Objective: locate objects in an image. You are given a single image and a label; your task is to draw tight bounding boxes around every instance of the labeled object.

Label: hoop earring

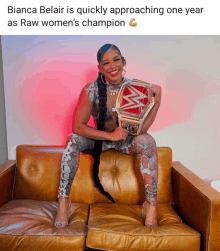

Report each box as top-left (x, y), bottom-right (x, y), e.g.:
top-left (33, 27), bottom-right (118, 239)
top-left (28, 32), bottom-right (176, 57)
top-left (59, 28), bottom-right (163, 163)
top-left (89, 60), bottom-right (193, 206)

top-left (123, 69), bottom-right (127, 75)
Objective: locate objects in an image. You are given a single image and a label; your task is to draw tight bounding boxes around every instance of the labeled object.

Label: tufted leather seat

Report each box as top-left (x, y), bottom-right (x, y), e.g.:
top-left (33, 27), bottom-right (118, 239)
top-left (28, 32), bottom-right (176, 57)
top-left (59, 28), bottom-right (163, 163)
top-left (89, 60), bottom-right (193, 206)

top-left (0, 145), bottom-right (219, 251)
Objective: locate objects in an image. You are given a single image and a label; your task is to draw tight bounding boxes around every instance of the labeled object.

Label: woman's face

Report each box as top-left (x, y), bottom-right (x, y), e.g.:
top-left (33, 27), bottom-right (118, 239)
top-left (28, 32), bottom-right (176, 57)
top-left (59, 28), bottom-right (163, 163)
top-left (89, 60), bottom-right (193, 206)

top-left (98, 49), bottom-right (124, 84)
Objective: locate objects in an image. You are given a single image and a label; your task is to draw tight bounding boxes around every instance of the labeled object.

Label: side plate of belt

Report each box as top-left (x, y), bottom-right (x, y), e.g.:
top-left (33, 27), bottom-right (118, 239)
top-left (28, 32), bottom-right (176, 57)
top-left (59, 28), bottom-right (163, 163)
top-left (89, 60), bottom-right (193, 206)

top-left (115, 79), bottom-right (155, 135)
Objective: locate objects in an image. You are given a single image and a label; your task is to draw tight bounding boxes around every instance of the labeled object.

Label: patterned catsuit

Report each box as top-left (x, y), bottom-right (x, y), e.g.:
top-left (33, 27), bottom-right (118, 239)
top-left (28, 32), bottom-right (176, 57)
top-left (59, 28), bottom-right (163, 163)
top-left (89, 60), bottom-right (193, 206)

top-left (58, 79), bottom-right (158, 203)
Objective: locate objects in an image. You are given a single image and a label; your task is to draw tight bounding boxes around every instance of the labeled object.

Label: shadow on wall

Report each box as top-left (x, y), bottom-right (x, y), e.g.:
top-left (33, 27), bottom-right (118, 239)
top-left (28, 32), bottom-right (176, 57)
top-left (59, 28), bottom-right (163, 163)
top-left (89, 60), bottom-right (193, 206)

top-left (0, 37), bottom-right (8, 164)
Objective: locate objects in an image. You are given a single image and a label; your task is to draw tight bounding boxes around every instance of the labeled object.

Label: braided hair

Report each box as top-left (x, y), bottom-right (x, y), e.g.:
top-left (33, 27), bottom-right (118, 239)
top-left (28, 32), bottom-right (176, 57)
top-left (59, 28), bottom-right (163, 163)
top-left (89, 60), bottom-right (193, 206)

top-left (93, 44), bottom-right (126, 203)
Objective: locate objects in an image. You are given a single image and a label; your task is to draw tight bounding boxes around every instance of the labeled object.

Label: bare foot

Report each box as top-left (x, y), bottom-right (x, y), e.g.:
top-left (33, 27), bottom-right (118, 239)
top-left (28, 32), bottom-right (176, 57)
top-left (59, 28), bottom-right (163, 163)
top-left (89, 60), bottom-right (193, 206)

top-left (54, 197), bottom-right (71, 228)
top-left (142, 201), bottom-right (158, 227)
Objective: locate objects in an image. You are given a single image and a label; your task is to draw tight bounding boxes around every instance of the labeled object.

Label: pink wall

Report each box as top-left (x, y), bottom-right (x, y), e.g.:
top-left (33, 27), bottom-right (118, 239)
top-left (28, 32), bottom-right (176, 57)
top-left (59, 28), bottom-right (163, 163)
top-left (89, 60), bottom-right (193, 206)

top-left (2, 35), bottom-right (220, 181)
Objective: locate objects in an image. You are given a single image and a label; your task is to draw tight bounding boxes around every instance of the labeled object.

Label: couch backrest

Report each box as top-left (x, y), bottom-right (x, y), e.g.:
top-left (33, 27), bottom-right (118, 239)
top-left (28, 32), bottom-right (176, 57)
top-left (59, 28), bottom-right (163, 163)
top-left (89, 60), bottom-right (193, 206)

top-left (14, 145), bottom-right (173, 205)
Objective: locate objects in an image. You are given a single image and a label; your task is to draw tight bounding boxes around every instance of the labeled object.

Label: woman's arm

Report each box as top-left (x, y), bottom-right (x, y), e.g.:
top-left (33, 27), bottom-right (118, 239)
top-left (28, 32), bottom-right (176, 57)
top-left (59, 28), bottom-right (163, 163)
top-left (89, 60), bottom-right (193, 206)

top-left (72, 88), bottom-right (128, 141)
top-left (140, 84), bottom-right (162, 134)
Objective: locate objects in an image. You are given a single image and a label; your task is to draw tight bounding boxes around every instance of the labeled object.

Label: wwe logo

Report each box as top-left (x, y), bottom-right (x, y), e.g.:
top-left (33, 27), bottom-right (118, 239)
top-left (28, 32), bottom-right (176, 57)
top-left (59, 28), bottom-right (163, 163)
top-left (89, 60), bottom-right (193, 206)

top-left (121, 85), bottom-right (148, 111)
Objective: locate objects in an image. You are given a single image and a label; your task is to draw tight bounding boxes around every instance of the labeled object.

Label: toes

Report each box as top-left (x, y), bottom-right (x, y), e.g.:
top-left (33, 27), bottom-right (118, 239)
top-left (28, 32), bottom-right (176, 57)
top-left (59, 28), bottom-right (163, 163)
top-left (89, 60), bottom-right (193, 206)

top-left (144, 221), bottom-right (158, 228)
top-left (54, 222), bottom-right (60, 228)
top-left (54, 221), bottom-right (67, 228)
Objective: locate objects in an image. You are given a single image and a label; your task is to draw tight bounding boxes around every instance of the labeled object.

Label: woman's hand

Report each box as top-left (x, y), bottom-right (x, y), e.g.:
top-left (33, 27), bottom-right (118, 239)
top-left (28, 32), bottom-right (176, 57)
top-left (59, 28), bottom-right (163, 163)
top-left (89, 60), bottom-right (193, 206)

top-left (151, 84), bottom-right (162, 104)
top-left (110, 127), bottom-right (128, 141)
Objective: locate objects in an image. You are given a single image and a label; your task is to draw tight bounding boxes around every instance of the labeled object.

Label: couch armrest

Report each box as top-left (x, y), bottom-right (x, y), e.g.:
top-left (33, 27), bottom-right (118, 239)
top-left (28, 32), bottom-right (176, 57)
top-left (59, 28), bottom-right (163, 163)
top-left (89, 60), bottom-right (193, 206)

top-left (172, 161), bottom-right (220, 251)
top-left (0, 160), bottom-right (16, 207)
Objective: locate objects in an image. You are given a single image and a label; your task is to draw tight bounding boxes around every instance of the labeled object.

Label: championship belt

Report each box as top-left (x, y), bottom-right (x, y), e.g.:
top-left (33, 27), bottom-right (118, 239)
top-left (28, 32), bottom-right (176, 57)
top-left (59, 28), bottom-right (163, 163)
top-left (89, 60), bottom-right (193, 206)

top-left (115, 79), bottom-right (155, 135)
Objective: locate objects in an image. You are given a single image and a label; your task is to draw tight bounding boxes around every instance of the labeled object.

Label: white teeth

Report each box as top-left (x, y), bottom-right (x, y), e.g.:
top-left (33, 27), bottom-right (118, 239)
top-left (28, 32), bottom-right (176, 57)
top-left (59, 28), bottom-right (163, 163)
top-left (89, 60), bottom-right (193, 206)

top-left (110, 70), bottom-right (118, 74)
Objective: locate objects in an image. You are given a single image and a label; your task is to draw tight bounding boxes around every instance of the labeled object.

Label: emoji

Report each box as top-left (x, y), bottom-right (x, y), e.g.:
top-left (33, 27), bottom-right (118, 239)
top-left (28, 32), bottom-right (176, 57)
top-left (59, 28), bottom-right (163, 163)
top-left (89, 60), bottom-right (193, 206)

top-left (129, 18), bottom-right (137, 27)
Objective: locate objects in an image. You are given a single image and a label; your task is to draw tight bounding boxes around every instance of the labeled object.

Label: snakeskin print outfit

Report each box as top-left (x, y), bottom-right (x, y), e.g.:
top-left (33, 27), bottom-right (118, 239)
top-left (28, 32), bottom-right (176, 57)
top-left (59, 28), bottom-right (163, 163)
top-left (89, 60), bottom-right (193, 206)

top-left (58, 79), bottom-right (158, 203)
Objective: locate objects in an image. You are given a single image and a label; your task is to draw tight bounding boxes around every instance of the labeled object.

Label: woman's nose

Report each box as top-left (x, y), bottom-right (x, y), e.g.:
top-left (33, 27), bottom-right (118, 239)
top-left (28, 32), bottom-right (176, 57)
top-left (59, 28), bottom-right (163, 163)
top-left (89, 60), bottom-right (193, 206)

top-left (109, 60), bottom-right (115, 68)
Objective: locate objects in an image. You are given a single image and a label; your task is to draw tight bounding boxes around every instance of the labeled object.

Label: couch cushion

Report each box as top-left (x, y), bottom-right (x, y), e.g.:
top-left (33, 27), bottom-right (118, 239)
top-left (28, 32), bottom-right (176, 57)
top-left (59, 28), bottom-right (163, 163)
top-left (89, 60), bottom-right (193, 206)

top-left (14, 145), bottom-right (173, 205)
top-left (86, 203), bottom-right (200, 251)
top-left (94, 147), bottom-right (173, 204)
top-left (0, 200), bottom-right (89, 251)
top-left (14, 146), bottom-right (64, 201)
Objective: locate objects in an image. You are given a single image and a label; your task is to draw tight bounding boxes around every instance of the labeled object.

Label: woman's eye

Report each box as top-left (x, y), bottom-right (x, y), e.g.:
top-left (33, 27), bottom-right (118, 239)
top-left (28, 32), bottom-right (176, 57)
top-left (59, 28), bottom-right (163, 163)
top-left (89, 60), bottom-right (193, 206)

top-left (102, 58), bottom-right (120, 65)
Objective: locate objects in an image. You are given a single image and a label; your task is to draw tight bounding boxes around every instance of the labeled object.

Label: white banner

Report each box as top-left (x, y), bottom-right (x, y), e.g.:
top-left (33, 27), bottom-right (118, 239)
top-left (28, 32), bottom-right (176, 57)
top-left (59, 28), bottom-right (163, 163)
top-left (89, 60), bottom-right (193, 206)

top-left (0, 0), bottom-right (219, 35)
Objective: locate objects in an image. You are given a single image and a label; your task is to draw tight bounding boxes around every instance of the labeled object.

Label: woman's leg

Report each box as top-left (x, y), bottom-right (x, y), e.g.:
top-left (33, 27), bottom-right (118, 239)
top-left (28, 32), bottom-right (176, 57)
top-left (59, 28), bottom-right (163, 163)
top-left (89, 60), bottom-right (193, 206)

top-left (103, 133), bottom-right (158, 227)
top-left (54, 133), bottom-right (95, 228)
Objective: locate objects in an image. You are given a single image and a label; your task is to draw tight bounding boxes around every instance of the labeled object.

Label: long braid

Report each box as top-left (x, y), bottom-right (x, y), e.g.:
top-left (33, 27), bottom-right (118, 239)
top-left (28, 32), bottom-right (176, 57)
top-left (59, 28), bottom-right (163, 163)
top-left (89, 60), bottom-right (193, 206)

top-left (92, 43), bottom-right (126, 203)
top-left (92, 72), bottom-right (115, 203)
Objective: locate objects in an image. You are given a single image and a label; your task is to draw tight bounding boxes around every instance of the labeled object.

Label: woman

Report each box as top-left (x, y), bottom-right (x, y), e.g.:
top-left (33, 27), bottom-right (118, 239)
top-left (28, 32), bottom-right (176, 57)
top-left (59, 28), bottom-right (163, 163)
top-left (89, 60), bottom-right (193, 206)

top-left (54, 44), bottom-right (162, 228)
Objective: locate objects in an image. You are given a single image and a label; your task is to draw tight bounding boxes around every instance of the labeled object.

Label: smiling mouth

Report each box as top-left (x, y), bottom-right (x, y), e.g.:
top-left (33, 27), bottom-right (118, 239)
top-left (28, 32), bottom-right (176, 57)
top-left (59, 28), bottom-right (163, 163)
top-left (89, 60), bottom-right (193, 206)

top-left (109, 70), bottom-right (119, 76)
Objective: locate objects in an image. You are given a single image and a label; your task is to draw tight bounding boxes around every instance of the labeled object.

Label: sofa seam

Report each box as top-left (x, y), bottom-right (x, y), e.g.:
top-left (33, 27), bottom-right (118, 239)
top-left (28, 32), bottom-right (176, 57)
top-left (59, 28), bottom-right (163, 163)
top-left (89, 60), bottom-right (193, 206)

top-left (0, 233), bottom-right (87, 237)
top-left (87, 228), bottom-right (201, 237)
top-left (11, 163), bottom-right (17, 200)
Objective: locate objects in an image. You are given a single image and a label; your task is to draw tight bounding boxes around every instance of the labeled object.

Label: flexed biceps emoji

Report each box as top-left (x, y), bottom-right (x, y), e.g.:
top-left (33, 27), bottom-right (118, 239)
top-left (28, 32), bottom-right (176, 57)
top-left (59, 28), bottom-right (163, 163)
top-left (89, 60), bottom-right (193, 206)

top-left (129, 18), bottom-right (137, 27)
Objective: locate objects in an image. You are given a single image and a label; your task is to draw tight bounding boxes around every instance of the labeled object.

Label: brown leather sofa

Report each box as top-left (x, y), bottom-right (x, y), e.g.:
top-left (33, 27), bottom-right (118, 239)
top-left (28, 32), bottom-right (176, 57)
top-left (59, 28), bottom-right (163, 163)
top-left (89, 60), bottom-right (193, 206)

top-left (0, 145), bottom-right (219, 251)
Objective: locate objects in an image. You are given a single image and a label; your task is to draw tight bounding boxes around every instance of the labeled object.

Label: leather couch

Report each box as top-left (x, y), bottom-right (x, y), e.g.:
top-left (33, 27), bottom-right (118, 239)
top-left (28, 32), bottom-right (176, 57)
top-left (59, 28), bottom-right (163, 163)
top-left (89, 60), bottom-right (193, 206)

top-left (0, 145), bottom-right (219, 251)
